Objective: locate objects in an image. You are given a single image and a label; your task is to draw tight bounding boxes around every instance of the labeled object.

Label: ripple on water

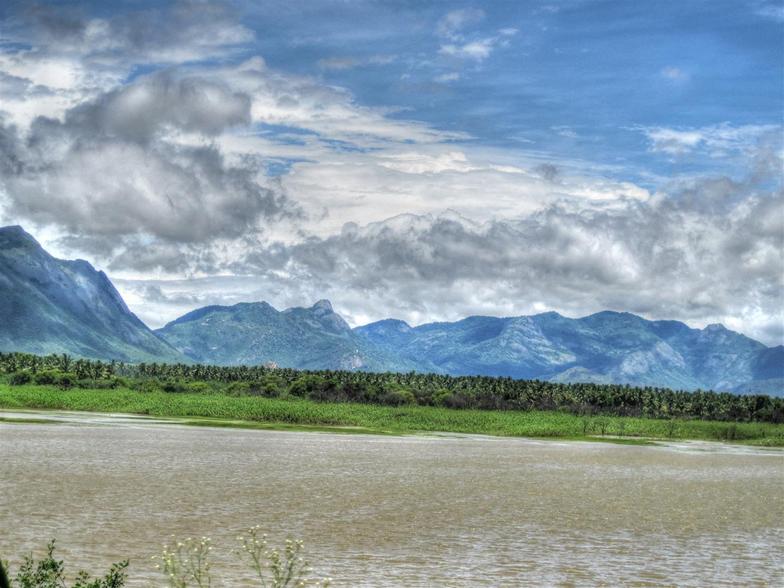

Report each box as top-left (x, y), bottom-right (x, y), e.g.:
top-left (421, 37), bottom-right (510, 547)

top-left (0, 411), bottom-right (782, 587)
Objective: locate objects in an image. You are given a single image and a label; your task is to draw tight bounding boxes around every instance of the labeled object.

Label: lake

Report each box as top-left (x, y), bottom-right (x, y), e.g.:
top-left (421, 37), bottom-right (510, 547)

top-left (1, 411), bottom-right (782, 586)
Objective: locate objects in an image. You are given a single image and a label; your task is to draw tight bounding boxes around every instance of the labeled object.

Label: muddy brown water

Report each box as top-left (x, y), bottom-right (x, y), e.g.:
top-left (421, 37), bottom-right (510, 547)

top-left (1, 411), bottom-right (782, 586)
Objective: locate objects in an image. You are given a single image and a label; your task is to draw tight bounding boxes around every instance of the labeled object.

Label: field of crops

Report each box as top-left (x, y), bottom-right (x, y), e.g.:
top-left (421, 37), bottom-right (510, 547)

top-left (2, 384), bottom-right (783, 445)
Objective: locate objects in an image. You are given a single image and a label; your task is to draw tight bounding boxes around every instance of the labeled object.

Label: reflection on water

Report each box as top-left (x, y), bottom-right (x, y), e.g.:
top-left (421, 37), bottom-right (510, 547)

top-left (1, 411), bottom-right (782, 587)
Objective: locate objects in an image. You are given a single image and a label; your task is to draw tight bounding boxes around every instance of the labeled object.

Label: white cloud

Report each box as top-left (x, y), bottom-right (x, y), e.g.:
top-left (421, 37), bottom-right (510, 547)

top-left (438, 30), bottom-right (518, 62)
top-left (215, 57), bottom-right (466, 146)
top-left (643, 123), bottom-right (781, 157)
top-left (434, 72), bottom-right (460, 83)
top-left (436, 8), bottom-right (485, 40)
top-left (114, 181), bottom-right (784, 347)
top-left (439, 39), bottom-right (497, 61)
top-left (435, 8), bottom-right (516, 63)
top-left (317, 55), bottom-right (396, 70)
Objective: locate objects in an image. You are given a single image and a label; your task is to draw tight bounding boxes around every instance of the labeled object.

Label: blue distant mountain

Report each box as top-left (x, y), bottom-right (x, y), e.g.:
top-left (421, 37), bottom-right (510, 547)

top-left (0, 226), bottom-right (185, 362)
top-left (355, 312), bottom-right (784, 395)
top-left (1, 225), bottom-right (781, 395)
top-left (155, 299), bottom-right (423, 372)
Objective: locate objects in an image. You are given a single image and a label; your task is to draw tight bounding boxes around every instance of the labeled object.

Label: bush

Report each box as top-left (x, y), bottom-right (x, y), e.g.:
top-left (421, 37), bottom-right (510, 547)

top-left (379, 386), bottom-right (416, 406)
top-left (226, 381), bottom-right (252, 397)
top-left (257, 375), bottom-right (285, 398)
top-left (13, 540), bottom-right (127, 588)
top-left (289, 375), bottom-right (334, 400)
top-left (131, 378), bottom-right (160, 393)
top-left (442, 392), bottom-right (470, 409)
top-left (432, 388), bottom-right (452, 407)
top-left (160, 380), bottom-right (187, 394)
top-left (33, 370), bottom-right (77, 389)
top-left (185, 381), bottom-right (211, 394)
top-left (75, 377), bottom-right (124, 390)
top-left (9, 371), bottom-right (31, 386)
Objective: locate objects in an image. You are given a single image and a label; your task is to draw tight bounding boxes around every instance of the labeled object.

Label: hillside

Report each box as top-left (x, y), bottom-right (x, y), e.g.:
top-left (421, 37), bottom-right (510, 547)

top-left (0, 226), bottom-right (185, 363)
top-left (355, 311), bottom-right (784, 394)
top-left (155, 299), bottom-right (424, 372)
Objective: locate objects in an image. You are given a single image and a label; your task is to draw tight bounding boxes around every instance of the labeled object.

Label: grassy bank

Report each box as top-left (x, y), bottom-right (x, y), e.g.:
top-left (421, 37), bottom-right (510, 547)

top-left (2, 384), bottom-right (783, 446)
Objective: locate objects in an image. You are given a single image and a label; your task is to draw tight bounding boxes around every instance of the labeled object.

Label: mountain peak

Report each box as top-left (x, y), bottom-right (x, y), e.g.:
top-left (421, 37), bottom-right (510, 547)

top-left (0, 225), bottom-right (42, 250)
top-left (312, 299), bottom-right (334, 312)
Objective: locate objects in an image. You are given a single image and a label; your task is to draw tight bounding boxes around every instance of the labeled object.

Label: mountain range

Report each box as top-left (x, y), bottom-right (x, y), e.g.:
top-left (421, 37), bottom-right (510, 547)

top-left (1, 225), bottom-right (781, 395)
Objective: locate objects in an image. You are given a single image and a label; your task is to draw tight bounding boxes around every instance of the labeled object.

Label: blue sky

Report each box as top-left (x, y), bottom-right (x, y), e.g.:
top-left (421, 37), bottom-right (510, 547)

top-left (236, 0), bottom-right (783, 180)
top-left (0, 0), bottom-right (782, 343)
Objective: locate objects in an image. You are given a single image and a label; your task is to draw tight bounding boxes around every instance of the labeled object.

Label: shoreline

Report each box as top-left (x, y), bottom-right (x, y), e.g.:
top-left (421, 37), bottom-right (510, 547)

top-left (2, 384), bottom-right (783, 447)
top-left (4, 408), bottom-right (784, 456)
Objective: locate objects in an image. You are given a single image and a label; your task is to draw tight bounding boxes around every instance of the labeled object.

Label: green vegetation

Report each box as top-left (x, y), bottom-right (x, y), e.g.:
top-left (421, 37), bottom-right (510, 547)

top-left (2, 532), bottom-right (329, 588)
top-left (2, 384), bottom-right (783, 445)
top-left (154, 528), bottom-right (329, 588)
top-left (1, 351), bottom-right (782, 444)
top-left (1, 352), bottom-right (782, 421)
top-left (7, 541), bottom-right (127, 588)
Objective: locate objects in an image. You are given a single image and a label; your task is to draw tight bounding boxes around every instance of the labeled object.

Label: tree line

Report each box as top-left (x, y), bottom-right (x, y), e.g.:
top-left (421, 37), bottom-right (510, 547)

top-left (0, 351), bottom-right (781, 423)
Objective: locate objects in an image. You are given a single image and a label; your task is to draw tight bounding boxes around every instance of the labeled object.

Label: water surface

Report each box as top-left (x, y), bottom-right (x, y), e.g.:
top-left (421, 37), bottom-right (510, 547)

top-left (1, 411), bottom-right (782, 586)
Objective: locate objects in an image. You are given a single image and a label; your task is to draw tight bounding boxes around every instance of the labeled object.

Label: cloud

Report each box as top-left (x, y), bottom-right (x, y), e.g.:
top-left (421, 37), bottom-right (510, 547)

top-left (0, 1), bottom-right (256, 128)
top-left (103, 132), bottom-right (784, 345)
top-left (67, 71), bottom-right (252, 142)
top-left (228, 171), bottom-right (783, 345)
top-left (434, 72), bottom-right (460, 83)
top-left (317, 55), bottom-right (396, 71)
top-left (439, 39), bottom-right (497, 61)
top-left (435, 8), bottom-right (516, 63)
top-left (642, 123), bottom-right (781, 157)
top-left (14, 0), bottom-right (254, 64)
top-left (214, 57), bottom-right (467, 146)
top-left (436, 8), bottom-right (486, 40)
top-left (438, 30), bottom-right (518, 62)
top-left (0, 52), bottom-right (471, 251)
top-left (117, 166), bottom-right (782, 343)
top-left (0, 70), bottom-right (293, 248)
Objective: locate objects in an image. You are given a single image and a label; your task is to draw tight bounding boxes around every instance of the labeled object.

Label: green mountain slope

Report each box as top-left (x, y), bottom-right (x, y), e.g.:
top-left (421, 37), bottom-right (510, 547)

top-left (0, 226), bottom-right (185, 363)
top-left (156, 299), bottom-right (424, 371)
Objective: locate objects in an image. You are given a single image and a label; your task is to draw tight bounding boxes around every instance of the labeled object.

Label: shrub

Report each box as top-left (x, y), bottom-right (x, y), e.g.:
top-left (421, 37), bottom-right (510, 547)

top-left (226, 382), bottom-right (252, 397)
top-left (432, 388), bottom-right (452, 407)
top-left (13, 540), bottom-right (127, 588)
top-left (257, 375), bottom-right (285, 398)
top-left (289, 376), bottom-right (335, 400)
top-left (9, 371), bottom-right (31, 386)
top-left (442, 392), bottom-right (470, 409)
top-left (1, 560), bottom-right (9, 588)
top-left (161, 380), bottom-right (187, 394)
top-left (131, 379), bottom-right (164, 394)
top-left (379, 386), bottom-right (416, 406)
top-left (185, 382), bottom-right (211, 395)
top-left (33, 370), bottom-right (77, 389)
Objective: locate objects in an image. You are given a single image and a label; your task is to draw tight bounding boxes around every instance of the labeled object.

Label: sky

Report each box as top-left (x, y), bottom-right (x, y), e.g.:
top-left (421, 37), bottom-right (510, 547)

top-left (0, 0), bottom-right (782, 344)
